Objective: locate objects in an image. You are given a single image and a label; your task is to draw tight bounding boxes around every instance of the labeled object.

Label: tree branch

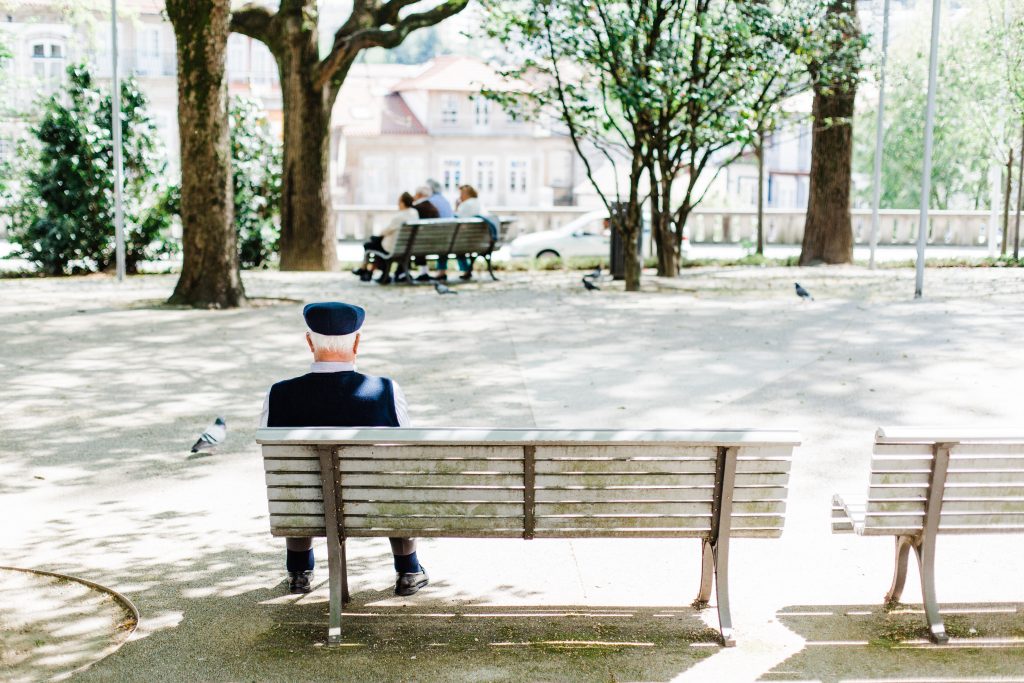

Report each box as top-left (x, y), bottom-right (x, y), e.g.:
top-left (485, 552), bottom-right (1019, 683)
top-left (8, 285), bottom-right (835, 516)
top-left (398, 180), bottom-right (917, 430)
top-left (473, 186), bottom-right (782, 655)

top-left (230, 4), bottom-right (275, 43)
top-left (316, 0), bottom-right (469, 90)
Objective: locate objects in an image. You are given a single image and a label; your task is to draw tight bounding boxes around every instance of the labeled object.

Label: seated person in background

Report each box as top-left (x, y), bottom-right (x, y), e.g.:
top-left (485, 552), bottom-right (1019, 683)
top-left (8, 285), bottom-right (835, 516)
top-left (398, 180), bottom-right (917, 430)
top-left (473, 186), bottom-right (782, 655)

top-left (352, 192), bottom-right (417, 284)
top-left (453, 184), bottom-right (496, 281)
top-left (409, 186), bottom-right (440, 282)
top-left (261, 302), bottom-right (428, 597)
top-left (426, 178), bottom-right (454, 218)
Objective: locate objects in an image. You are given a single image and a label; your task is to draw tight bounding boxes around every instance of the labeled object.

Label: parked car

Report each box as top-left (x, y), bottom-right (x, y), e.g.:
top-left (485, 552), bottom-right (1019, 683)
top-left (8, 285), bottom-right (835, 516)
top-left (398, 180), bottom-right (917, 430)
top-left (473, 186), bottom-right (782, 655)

top-left (509, 210), bottom-right (689, 260)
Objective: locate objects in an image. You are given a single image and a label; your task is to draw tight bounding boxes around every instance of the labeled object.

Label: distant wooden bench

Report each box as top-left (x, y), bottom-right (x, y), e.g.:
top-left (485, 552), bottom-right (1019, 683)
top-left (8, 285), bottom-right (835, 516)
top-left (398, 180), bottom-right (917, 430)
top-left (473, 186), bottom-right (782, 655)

top-left (377, 217), bottom-right (513, 282)
top-left (256, 427), bottom-right (801, 647)
top-left (832, 428), bottom-right (1024, 643)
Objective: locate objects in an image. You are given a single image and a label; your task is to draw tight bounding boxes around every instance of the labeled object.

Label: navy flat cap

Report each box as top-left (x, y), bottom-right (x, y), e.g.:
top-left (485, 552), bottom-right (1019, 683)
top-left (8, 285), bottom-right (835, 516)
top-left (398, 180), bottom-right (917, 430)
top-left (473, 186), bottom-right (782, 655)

top-left (303, 302), bottom-right (365, 335)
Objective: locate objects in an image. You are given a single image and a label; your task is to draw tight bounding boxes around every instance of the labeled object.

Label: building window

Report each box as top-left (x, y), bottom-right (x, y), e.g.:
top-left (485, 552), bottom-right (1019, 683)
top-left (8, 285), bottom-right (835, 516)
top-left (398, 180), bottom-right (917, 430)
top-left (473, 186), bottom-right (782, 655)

top-left (474, 98), bottom-right (490, 127)
top-left (474, 158), bottom-right (496, 194)
top-left (32, 41), bottom-right (65, 82)
top-left (440, 94), bottom-right (459, 125)
top-left (136, 26), bottom-right (163, 76)
top-left (508, 159), bottom-right (528, 194)
top-left (440, 157), bottom-right (463, 195)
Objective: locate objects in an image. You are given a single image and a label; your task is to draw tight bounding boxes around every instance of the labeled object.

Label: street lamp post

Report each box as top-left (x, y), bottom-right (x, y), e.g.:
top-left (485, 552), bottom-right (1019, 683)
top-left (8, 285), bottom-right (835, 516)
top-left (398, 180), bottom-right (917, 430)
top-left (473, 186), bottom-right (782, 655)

top-left (914, 0), bottom-right (942, 299)
top-left (111, 0), bottom-right (126, 282)
top-left (868, 0), bottom-right (890, 270)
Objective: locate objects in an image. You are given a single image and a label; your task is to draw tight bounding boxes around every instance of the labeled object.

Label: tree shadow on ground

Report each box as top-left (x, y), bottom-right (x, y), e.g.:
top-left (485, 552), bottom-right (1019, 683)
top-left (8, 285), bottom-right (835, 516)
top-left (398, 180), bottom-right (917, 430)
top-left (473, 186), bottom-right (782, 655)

top-left (761, 603), bottom-right (1024, 682)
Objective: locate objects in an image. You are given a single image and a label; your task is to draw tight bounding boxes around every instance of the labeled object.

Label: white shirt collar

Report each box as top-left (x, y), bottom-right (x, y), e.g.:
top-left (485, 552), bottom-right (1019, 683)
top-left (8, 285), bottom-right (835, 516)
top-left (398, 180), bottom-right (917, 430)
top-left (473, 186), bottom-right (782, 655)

top-left (310, 361), bottom-right (356, 373)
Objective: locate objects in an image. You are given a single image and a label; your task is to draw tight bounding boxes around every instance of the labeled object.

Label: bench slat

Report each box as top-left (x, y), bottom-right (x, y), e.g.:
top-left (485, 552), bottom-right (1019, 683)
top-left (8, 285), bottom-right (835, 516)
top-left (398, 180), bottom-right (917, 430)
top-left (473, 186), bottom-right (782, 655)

top-left (270, 514), bottom-right (329, 528)
top-left (343, 487), bottom-right (523, 503)
top-left (535, 459), bottom-right (716, 475)
top-left (271, 527), bottom-right (325, 537)
top-left (269, 501), bottom-right (325, 515)
top-left (265, 458), bottom-right (319, 472)
top-left (337, 445), bottom-right (524, 460)
top-left (343, 502), bottom-right (522, 517)
top-left (532, 529), bottom-right (784, 539)
top-left (343, 516), bottom-right (525, 531)
top-left (267, 486), bottom-right (323, 502)
top-left (536, 445), bottom-right (717, 459)
top-left (339, 459), bottom-right (524, 474)
top-left (535, 516), bottom-right (712, 530)
top-left (262, 445), bottom-right (320, 459)
top-left (340, 473), bottom-right (524, 488)
top-left (534, 501), bottom-right (785, 516)
top-left (266, 473), bottom-right (322, 487)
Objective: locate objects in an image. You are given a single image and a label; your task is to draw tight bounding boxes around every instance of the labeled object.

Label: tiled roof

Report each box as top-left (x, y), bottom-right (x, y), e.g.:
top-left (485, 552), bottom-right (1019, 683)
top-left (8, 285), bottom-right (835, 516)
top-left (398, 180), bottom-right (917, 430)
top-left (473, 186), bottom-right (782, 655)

top-left (342, 92), bottom-right (426, 137)
top-left (392, 55), bottom-right (522, 93)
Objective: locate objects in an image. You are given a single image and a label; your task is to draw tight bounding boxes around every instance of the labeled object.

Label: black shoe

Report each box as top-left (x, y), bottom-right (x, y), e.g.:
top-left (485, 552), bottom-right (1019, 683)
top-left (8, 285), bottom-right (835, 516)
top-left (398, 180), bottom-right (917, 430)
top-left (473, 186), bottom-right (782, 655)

top-left (435, 273), bottom-right (448, 282)
top-left (360, 270), bottom-right (372, 282)
top-left (395, 568), bottom-right (428, 596)
top-left (459, 272), bottom-right (473, 281)
top-left (288, 570), bottom-right (313, 594)
top-left (377, 274), bottom-right (392, 285)
top-left (415, 273), bottom-right (432, 282)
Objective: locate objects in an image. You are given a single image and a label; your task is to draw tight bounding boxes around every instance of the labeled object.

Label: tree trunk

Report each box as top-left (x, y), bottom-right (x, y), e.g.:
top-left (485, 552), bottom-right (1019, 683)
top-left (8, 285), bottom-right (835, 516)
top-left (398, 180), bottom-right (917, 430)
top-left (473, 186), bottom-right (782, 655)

top-left (166, 0), bottom-right (245, 308)
top-left (1002, 149), bottom-right (1013, 256)
top-left (276, 17), bottom-right (336, 271)
top-left (800, 84), bottom-right (856, 265)
top-left (756, 131), bottom-right (765, 256)
top-left (649, 159), bottom-right (676, 276)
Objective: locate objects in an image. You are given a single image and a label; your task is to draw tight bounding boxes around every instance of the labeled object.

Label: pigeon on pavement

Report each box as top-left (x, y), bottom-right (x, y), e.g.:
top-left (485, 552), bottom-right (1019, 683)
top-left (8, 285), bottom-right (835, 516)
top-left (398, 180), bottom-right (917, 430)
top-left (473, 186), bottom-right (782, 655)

top-left (794, 283), bottom-right (814, 301)
top-left (586, 265), bottom-right (602, 281)
top-left (582, 278), bottom-right (600, 291)
top-left (434, 282), bottom-right (458, 295)
top-left (191, 417), bottom-right (226, 453)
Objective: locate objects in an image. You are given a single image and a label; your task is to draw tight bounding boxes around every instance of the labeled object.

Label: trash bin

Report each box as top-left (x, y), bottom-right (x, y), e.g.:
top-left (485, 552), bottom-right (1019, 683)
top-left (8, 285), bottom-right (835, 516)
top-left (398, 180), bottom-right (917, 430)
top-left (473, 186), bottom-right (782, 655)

top-left (609, 203), bottom-right (644, 281)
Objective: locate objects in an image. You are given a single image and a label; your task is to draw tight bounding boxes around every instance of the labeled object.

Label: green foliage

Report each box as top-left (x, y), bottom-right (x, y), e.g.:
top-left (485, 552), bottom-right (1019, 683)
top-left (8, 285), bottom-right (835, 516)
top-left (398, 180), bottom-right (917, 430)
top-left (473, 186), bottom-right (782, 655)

top-left (229, 97), bottom-right (281, 268)
top-left (6, 64), bottom-right (176, 275)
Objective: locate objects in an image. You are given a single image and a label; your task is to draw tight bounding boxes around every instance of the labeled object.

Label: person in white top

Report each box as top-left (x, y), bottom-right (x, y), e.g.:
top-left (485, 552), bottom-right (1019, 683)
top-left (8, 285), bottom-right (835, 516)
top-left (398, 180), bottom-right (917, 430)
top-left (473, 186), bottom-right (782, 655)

top-left (352, 192), bottom-right (418, 283)
top-left (454, 184), bottom-right (487, 281)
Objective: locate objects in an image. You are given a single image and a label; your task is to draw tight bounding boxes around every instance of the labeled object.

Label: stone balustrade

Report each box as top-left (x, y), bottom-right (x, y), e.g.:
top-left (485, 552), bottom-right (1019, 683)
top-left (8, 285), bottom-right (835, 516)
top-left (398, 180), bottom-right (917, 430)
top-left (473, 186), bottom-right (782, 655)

top-left (332, 204), bottom-right (1000, 247)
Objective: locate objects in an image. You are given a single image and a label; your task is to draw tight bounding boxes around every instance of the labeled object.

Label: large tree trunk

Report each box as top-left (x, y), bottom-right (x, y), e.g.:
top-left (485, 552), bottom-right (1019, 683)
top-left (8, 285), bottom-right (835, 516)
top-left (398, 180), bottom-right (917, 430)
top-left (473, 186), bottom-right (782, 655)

top-left (276, 15), bottom-right (336, 271)
top-left (166, 0), bottom-right (245, 308)
top-left (653, 162), bottom-right (678, 276)
top-left (800, 0), bottom-right (859, 266)
top-left (800, 84), bottom-right (856, 265)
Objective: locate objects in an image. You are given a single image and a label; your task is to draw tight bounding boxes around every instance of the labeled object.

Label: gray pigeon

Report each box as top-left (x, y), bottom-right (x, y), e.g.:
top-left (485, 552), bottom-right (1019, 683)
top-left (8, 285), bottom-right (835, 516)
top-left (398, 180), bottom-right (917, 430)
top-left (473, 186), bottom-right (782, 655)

top-left (191, 417), bottom-right (226, 453)
top-left (586, 265), bottom-right (602, 280)
top-left (582, 277), bottom-right (600, 291)
top-left (434, 282), bottom-right (458, 295)
top-left (794, 283), bottom-right (813, 301)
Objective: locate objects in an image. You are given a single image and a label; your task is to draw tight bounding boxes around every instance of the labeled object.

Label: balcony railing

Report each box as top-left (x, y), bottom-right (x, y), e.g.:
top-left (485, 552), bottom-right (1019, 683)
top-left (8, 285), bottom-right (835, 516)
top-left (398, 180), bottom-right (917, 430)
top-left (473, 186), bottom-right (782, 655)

top-left (332, 204), bottom-right (1000, 247)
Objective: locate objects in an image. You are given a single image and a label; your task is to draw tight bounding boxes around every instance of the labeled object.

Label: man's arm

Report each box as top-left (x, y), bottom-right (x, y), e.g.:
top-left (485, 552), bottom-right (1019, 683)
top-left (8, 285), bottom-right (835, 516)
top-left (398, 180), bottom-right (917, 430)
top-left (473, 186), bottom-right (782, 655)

top-left (259, 391), bottom-right (270, 428)
top-left (392, 380), bottom-right (410, 426)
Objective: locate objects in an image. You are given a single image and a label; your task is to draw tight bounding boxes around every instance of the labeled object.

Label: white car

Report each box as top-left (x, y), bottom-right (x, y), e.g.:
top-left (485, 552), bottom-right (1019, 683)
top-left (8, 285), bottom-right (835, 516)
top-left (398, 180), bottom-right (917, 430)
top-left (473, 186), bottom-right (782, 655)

top-left (509, 209), bottom-right (689, 260)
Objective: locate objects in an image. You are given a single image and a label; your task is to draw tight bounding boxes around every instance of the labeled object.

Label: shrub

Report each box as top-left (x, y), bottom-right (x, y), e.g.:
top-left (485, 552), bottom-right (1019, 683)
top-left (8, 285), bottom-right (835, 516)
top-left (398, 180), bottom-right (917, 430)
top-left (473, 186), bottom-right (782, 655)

top-left (6, 64), bottom-right (176, 275)
top-left (230, 97), bottom-right (281, 268)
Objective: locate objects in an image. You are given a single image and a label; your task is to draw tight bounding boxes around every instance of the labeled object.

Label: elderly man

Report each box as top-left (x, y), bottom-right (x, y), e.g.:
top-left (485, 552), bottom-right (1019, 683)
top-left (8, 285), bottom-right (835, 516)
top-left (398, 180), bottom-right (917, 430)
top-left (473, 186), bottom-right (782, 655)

top-left (260, 302), bottom-right (428, 596)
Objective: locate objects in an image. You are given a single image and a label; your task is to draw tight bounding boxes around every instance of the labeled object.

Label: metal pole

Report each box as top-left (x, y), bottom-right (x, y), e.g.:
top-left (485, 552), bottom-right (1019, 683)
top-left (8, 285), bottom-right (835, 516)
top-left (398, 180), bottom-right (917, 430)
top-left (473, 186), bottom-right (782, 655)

top-left (1015, 121), bottom-right (1024, 261)
top-left (914, 0), bottom-right (941, 299)
top-left (868, 0), bottom-right (890, 270)
top-left (111, 0), bottom-right (126, 282)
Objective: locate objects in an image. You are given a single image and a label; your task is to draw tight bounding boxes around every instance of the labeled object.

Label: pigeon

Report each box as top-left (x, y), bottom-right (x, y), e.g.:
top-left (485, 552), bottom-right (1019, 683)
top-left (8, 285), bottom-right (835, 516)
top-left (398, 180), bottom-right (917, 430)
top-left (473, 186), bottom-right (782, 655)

top-left (586, 265), bottom-right (602, 281)
top-left (434, 282), bottom-right (458, 295)
top-left (794, 283), bottom-right (813, 301)
top-left (191, 417), bottom-right (226, 453)
top-left (582, 277), bottom-right (600, 291)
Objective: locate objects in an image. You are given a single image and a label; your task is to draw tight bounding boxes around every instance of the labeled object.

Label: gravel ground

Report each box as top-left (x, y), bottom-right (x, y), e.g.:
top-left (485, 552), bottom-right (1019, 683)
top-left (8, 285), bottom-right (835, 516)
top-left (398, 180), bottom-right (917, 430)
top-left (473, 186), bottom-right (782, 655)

top-left (1, 265), bottom-right (1023, 682)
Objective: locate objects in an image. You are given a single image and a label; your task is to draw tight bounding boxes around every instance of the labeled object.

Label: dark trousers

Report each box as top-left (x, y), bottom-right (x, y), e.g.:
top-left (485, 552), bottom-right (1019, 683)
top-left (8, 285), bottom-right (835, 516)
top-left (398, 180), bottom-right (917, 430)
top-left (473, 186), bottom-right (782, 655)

top-left (286, 537), bottom-right (416, 556)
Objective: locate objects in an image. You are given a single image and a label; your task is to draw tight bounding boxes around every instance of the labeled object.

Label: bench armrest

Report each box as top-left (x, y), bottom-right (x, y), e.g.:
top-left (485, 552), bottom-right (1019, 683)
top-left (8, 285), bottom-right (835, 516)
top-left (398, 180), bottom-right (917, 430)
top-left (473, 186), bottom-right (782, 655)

top-left (831, 493), bottom-right (865, 534)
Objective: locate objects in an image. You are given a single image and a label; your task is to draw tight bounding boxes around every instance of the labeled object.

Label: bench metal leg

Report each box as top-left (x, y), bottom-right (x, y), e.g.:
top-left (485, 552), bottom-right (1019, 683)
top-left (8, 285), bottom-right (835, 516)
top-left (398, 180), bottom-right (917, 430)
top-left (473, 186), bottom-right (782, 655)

top-left (885, 534), bottom-right (915, 604)
top-left (713, 539), bottom-right (735, 647)
top-left (341, 537), bottom-right (350, 605)
top-left (915, 535), bottom-right (948, 644)
top-left (694, 538), bottom-right (714, 608)
top-left (485, 254), bottom-right (498, 281)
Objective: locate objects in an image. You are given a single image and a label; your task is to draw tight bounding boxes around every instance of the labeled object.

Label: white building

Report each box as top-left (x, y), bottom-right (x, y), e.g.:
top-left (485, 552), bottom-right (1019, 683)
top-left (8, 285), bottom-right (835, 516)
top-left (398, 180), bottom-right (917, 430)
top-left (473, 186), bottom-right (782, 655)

top-left (331, 56), bottom-right (584, 211)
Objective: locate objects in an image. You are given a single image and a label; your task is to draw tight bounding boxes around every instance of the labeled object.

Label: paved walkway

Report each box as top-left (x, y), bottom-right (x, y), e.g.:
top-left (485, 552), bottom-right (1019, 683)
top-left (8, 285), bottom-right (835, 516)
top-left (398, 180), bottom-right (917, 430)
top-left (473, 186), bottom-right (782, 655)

top-left (1, 266), bottom-right (1023, 682)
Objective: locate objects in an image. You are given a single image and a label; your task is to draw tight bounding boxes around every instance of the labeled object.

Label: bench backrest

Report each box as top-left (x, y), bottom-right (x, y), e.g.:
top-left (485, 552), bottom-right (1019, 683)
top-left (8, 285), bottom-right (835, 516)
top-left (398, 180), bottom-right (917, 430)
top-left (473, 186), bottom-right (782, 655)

top-left (390, 218), bottom-right (501, 259)
top-left (257, 428), bottom-right (800, 541)
top-left (861, 428), bottom-right (1024, 535)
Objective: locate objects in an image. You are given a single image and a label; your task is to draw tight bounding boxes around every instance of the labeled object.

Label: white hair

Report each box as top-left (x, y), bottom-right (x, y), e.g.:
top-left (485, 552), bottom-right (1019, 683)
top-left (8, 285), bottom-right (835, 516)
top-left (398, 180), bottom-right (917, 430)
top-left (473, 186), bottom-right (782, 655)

top-left (415, 185), bottom-right (433, 197)
top-left (307, 329), bottom-right (358, 355)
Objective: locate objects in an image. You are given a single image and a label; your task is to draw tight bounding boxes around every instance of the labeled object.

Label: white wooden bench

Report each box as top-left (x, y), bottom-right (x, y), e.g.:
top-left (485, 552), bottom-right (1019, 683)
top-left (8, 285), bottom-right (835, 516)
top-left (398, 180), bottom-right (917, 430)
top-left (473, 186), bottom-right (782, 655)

top-left (256, 427), bottom-right (800, 646)
top-left (380, 217), bottom-right (513, 282)
top-left (832, 427), bottom-right (1024, 643)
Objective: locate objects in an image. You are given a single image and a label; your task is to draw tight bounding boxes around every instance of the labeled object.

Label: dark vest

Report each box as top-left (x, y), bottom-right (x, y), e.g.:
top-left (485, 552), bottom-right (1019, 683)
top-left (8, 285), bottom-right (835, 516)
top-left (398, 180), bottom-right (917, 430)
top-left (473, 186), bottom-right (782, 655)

top-left (267, 371), bottom-right (399, 428)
